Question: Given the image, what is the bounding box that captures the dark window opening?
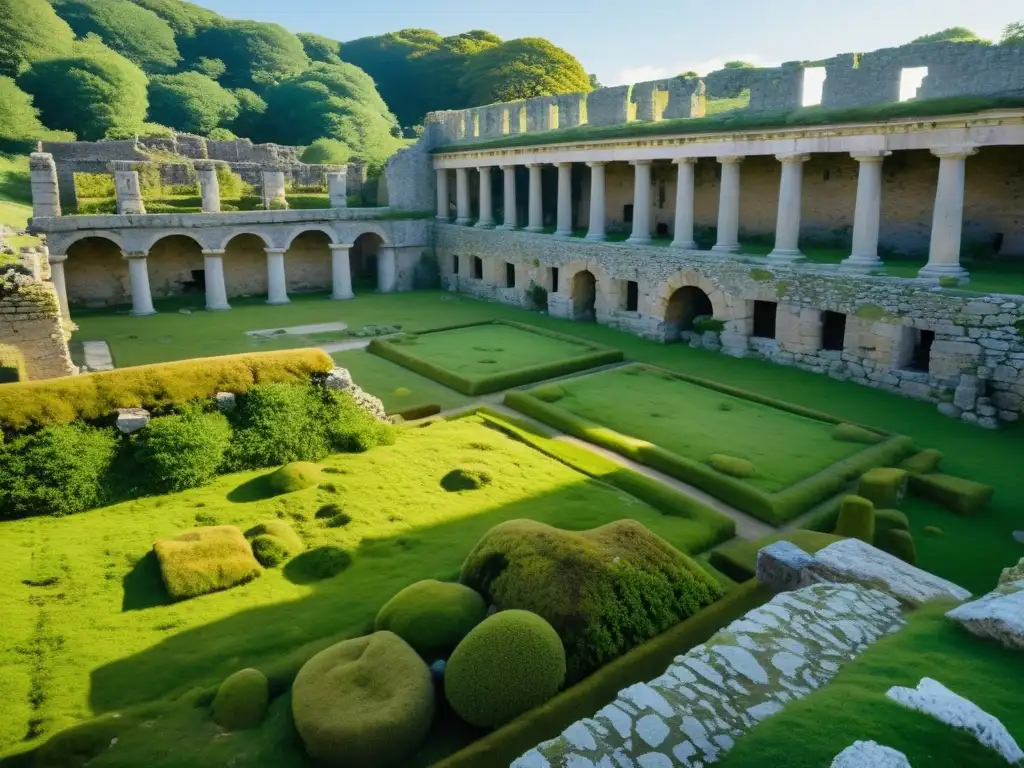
[908,329,935,373]
[623,204,634,223]
[551,267,559,292]
[472,256,483,280]
[822,310,846,351]
[753,300,777,339]
[505,262,515,288]
[452,255,459,275]
[626,281,639,312]
[655,222,669,237]
[183,269,206,292]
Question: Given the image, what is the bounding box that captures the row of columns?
[436,146,979,281]
[47,242,367,318]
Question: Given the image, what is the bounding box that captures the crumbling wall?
[0,274,74,380]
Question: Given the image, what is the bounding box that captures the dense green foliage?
[0,423,118,518]
[300,137,351,164]
[911,27,988,44]
[1001,21,1024,44]
[0,76,51,143]
[127,0,219,37]
[835,495,876,543]
[297,32,342,65]
[18,36,149,140]
[153,524,262,601]
[460,518,722,682]
[374,579,487,658]
[211,668,269,730]
[184,19,309,90]
[228,87,268,137]
[445,610,566,728]
[460,37,591,105]
[147,71,240,134]
[133,408,232,492]
[291,632,435,767]
[0,0,75,77]
[53,0,181,72]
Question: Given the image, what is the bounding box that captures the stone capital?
[716,155,745,164]
[672,157,698,165]
[850,150,892,163]
[499,164,518,170]
[477,164,494,171]
[553,161,572,168]
[629,159,653,167]
[47,253,68,264]
[585,161,607,168]
[29,152,56,171]
[265,248,287,256]
[931,145,978,160]
[201,249,226,257]
[775,152,811,164]
[107,161,142,173]
[329,243,354,251]
[122,251,147,260]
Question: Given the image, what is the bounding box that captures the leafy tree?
[1002,21,1024,44]
[52,0,180,73]
[911,27,988,44]
[0,0,76,77]
[418,30,502,112]
[105,121,173,138]
[127,0,220,38]
[259,62,402,166]
[206,126,236,140]
[588,73,602,89]
[298,32,342,65]
[680,70,699,78]
[193,56,226,79]
[301,138,351,164]
[148,71,240,135]
[723,60,756,69]
[186,20,309,90]
[229,87,267,138]
[0,76,49,141]
[458,37,591,105]
[18,36,149,140]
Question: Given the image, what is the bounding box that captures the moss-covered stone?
[899,449,943,474]
[34,712,143,768]
[835,495,875,544]
[999,557,1024,586]
[875,528,917,565]
[874,508,910,534]
[857,467,909,508]
[441,468,492,492]
[832,423,884,444]
[749,268,774,282]
[855,304,886,320]
[244,520,303,567]
[445,609,566,729]
[212,668,269,730]
[375,579,488,659]
[153,525,261,601]
[707,453,757,478]
[267,462,323,494]
[292,631,434,768]
[908,473,994,515]
[459,519,722,683]
[283,545,352,583]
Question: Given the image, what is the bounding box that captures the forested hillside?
[0,0,592,170]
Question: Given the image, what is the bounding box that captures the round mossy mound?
[835,495,876,543]
[441,468,492,492]
[250,535,290,567]
[268,462,323,494]
[315,503,345,519]
[445,609,566,729]
[292,631,434,768]
[874,508,910,535]
[876,528,917,565]
[212,668,269,730]
[245,520,303,553]
[459,519,722,683]
[375,580,488,659]
[832,423,883,444]
[283,545,353,584]
[707,453,757,478]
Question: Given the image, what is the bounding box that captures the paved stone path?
[81,340,114,371]
[246,321,348,337]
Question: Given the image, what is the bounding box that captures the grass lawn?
[0,416,722,760]
[718,601,1024,768]
[330,349,472,413]
[530,365,866,493]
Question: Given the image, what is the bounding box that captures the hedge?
[394,403,442,421]
[0,349,334,431]
[908,473,994,516]
[709,530,845,583]
[434,580,771,768]
[0,344,26,384]
[503,390,913,526]
[835,495,876,543]
[368,320,623,396]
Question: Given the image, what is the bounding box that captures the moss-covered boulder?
[876,528,917,565]
[899,449,943,475]
[268,462,323,494]
[459,519,722,683]
[835,495,875,544]
[707,453,757,478]
[832,423,883,444]
[212,668,269,730]
[445,609,566,728]
[441,468,492,492]
[375,580,488,659]
[908,473,994,515]
[857,467,908,508]
[874,508,910,535]
[291,631,434,768]
[244,520,304,567]
[153,525,261,601]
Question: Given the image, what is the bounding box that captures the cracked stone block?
[946,582,1024,650]
[830,740,911,768]
[115,408,150,434]
[323,366,354,391]
[756,541,814,593]
[214,392,236,412]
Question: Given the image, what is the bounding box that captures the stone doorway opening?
[350,232,382,292]
[572,270,596,321]
[664,285,713,341]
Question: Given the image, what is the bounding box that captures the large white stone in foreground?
[830,740,911,768]
[804,538,971,606]
[886,677,1023,764]
[946,581,1024,650]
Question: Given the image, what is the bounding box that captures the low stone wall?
[0,282,75,381]
[435,225,1024,423]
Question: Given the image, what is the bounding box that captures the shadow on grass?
[121,551,172,611]
[227,473,277,503]
[282,546,354,585]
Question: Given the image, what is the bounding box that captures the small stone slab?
[886,678,1023,764]
[757,541,814,593]
[215,392,236,412]
[115,408,150,434]
[1012,531,1024,545]
[323,367,354,391]
[245,321,347,337]
[803,538,971,607]
[946,582,1024,650]
[831,741,910,768]
[82,340,114,371]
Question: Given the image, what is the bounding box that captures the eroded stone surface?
[831,740,911,768]
[512,583,904,768]
[886,678,1024,764]
[757,540,814,592]
[946,582,1024,650]
[115,408,150,434]
[321,366,388,422]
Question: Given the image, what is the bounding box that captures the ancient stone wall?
[0,280,74,381]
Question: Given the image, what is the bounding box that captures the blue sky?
[199,0,1016,87]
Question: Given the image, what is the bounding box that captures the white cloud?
[610,53,781,86]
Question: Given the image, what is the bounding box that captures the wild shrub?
[319,389,395,452]
[224,383,332,470]
[133,408,231,492]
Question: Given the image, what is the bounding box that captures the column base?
[670,240,697,249]
[266,298,291,305]
[474,221,495,229]
[916,262,970,285]
[524,226,544,233]
[436,215,451,222]
[495,224,517,231]
[554,229,573,238]
[130,308,157,316]
[455,218,473,226]
[838,255,884,274]
[330,292,355,300]
[766,249,806,264]
[711,243,740,253]
[585,232,606,241]
[626,236,652,245]
[205,303,231,312]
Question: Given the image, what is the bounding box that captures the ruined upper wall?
[426,40,1024,147]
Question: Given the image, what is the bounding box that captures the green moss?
[267,462,323,494]
[857,467,909,508]
[212,668,269,730]
[153,526,262,601]
[375,579,488,659]
[707,454,757,478]
[938,276,961,288]
[693,317,726,334]
[708,530,843,583]
[899,449,943,474]
[282,545,352,583]
[34,711,146,768]
[291,632,435,768]
[775,280,790,298]
[855,304,886,321]
[244,520,303,554]
[1015,319,1024,335]
[832,422,885,444]
[835,495,876,543]
[923,525,945,536]
[749,268,774,282]
[909,473,994,515]
[249,535,291,567]
[874,508,910,534]
[441,468,492,492]
[531,384,566,403]
[875,528,917,565]
[459,518,722,683]
[445,610,566,729]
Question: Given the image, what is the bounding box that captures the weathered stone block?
[116,407,151,434]
[756,540,813,592]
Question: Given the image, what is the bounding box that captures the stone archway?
[285,230,332,294]
[223,233,269,298]
[572,270,597,321]
[351,232,383,291]
[147,235,205,299]
[665,286,714,339]
[65,236,130,308]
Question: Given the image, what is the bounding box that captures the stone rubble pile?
[830,740,911,768]
[323,366,388,421]
[946,575,1024,651]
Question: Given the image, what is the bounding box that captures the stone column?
[261,169,288,210]
[265,248,289,305]
[554,162,573,236]
[712,156,744,253]
[435,168,450,220]
[111,162,146,215]
[194,161,221,214]
[526,163,544,232]
[329,243,354,299]
[454,167,472,224]
[47,252,70,318]
[767,152,810,263]
[476,166,495,227]
[498,165,517,229]
[627,160,653,244]
[840,151,891,273]
[124,252,156,315]
[327,170,348,208]
[29,153,61,217]
[585,161,607,241]
[670,158,697,248]
[202,249,230,311]
[378,247,397,293]
[918,146,977,284]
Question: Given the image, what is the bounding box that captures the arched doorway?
[351,232,382,292]
[65,236,130,308]
[665,286,714,341]
[147,235,204,299]
[285,230,332,294]
[223,233,269,299]
[572,270,596,321]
